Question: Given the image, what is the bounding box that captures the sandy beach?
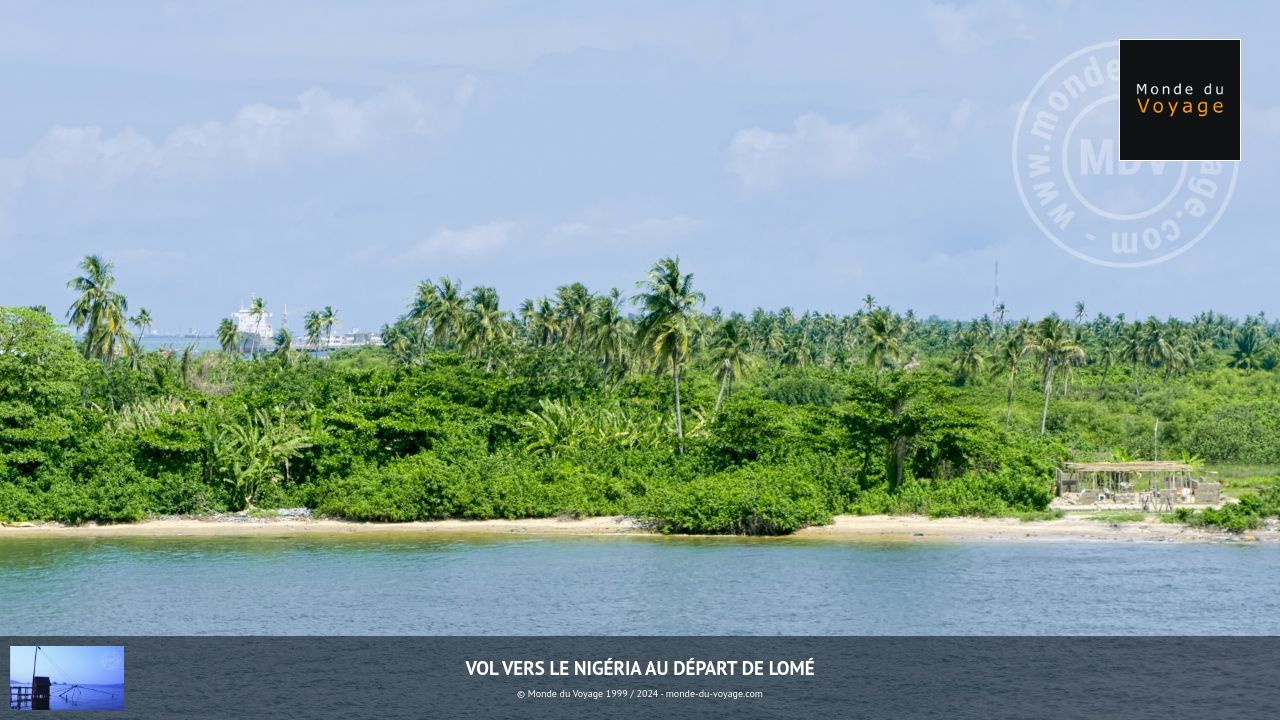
[1,513,1274,542]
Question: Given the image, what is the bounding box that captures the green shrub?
[644,464,832,535]
[1177,494,1274,533]
[848,471,1053,518]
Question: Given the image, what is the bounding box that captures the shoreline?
[0,513,1274,543]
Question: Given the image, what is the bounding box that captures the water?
[136,336,221,353]
[1,535,1278,635]
[9,684,124,711]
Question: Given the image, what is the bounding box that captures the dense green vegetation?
[2,255,1280,533]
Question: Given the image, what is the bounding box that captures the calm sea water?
[1,536,1278,635]
[8,684,124,711]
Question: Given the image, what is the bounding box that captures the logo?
[1012,41,1238,268]
[1119,39,1240,161]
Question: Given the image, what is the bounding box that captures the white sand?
[1,513,1273,542]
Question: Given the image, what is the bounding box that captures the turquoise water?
[1,535,1277,635]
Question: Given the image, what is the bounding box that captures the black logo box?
[1119,39,1240,161]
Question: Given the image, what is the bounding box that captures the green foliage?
[762,375,846,407]
[853,470,1054,518]
[1172,487,1280,532]
[0,308,88,476]
[11,260,1280,536]
[645,464,833,535]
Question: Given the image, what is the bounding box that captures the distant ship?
[233,303,274,347]
[229,299,381,350]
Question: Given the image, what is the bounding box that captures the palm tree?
[462,286,511,370]
[303,310,324,351]
[408,279,437,345]
[554,282,595,346]
[859,307,906,382]
[1073,301,1087,324]
[431,278,466,348]
[1025,316,1084,434]
[1119,321,1149,395]
[66,254,131,362]
[248,297,267,353]
[633,257,704,447]
[217,318,240,354]
[1228,324,1270,370]
[525,297,559,346]
[271,328,296,366]
[997,322,1029,430]
[952,329,988,385]
[130,307,153,337]
[709,318,756,413]
[588,289,629,379]
[320,306,338,348]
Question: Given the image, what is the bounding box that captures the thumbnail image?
[8,646,124,711]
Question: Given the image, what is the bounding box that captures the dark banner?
[5,636,1279,719]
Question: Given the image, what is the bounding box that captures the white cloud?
[726,111,927,191]
[926,1,1044,55]
[405,221,516,260]
[548,214,699,244]
[927,3,984,55]
[4,86,443,194]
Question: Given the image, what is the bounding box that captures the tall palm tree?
[130,307,153,337]
[633,257,704,447]
[320,306,338,348]
[997,322,1029,430]
[709,318,756,413]
[303,310,324,351]
[526,297,559,346]
[589,289,629,379]
[217,318,240,354]
[555,282,595,346]
[1119,321,1149,395]
[248,297,267,353]
[859,307,906,382]
[408,279,438,346]
[66,254,131,362]
[431,278,466,349]
[1025,316,1084,434]
[462,286,511,370]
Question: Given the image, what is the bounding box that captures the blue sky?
[9,645,124,685]
[0,1,1277,333]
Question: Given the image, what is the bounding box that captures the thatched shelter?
[1055,460,1216,507]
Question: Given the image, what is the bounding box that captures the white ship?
[233,300,273,347]
[228,298,381,351]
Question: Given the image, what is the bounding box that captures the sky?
[9,646,125,685]
[0,1,1277,334]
